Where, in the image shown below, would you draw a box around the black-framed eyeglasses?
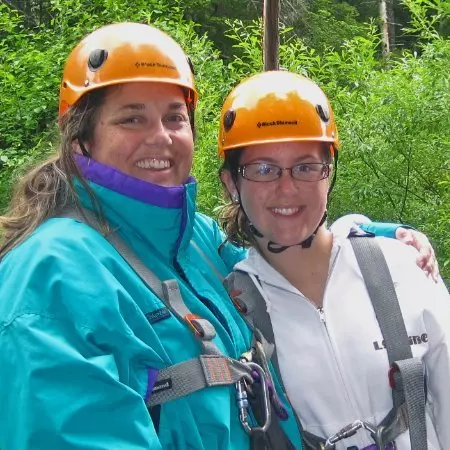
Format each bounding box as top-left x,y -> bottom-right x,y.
238,162 -> 331,182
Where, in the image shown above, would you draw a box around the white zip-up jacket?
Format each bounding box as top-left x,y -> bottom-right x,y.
234,218 -> 450,450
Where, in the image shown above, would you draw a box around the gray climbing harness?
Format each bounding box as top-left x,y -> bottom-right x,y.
59,207 -> 292,448
224,235 -> 427,450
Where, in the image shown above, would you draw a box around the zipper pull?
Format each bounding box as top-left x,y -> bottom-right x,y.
318,307 -> 326,324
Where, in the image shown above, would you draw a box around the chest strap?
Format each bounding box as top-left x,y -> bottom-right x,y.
225,236 -> 427,450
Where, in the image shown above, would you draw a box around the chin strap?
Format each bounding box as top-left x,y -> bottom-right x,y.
235,149 -> 336,254
265,211 -> 328,254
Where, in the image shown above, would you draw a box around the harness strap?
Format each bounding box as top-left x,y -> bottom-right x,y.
225,273 -> 279,372
60,207 -> 165,297
60,208 -> 217,341
162,279 -> 217,342
58,208 -> 244,399
350,237 -> 426,450
147,354 -> 254,407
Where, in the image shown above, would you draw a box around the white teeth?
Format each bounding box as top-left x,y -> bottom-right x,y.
272,207 -> 299,216
135,159 -> 171,170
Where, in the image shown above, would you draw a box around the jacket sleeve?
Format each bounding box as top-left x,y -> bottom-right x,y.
423,279 -> 450,448
0,241 -> 161,449
359,222 -> 410,239
330,213 -> 406,238
0,315 -> 160,450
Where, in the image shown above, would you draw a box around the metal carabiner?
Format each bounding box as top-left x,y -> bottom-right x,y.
235,360 -> 272,435
324,420 -> 378,450
373,425 -> 386,450
236,353 -> 255,434
236,378 -> 252,434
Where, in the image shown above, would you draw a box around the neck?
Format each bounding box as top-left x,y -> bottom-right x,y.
257,226 -> 333,307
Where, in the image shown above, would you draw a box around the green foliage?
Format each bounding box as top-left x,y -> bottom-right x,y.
287,0 -> 369,52
331,37 -> 450,279
1,0 -> 449,281
180,0 -> 260,59
402,0 -> 450,40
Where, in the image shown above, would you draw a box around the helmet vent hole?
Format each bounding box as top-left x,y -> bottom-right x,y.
316,104 -> 330,123
223,109 -> 236,132
186,56 -> 195,75
88,49 -> 108,72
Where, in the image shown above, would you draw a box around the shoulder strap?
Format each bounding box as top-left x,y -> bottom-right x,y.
350,236 -> 427,450
225,271 -> 325,450
60,207 -> 165,298
224,272 -> 280,379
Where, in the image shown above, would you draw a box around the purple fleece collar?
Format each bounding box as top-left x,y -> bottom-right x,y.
75,154 -> 196,208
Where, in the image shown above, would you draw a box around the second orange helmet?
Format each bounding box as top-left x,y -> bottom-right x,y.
218,71 -> 339,158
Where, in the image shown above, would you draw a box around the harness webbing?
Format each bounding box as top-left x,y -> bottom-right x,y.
148,354 -> 253,406
350,237 -> 426,450
225,235 -> 427,450
59,208 -> 253,396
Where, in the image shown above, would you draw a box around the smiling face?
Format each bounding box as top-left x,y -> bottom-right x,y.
80,82 -> 194,186
223,141 -> 330,247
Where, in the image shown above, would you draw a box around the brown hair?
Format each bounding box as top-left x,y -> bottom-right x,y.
0,89 -> 109,258
218,148 -> 256,248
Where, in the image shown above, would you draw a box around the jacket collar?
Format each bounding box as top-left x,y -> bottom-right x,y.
75,154 -> 197,262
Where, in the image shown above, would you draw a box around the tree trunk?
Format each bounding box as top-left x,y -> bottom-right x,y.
379,0 -> 390,56
386,0 -> 395,51
263,0 -> 280,71
379,0 -> 395,56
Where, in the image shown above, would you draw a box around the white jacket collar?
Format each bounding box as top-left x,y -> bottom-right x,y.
234,214 -> 370,288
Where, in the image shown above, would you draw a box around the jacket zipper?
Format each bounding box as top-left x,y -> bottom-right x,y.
316,246 -> 367,448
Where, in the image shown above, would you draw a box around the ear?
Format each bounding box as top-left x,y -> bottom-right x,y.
220,169 -> 239,200
72,139 -> 82,154
72,138 -> 92,157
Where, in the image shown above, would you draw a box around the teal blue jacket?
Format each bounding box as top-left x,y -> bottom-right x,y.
0,157 -> 303,449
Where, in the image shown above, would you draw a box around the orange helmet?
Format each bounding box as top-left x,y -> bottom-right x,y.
218,71 -> 339,158
59,22 -> 198,117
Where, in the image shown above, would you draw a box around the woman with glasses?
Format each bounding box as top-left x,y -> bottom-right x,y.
218,70 -> 450,450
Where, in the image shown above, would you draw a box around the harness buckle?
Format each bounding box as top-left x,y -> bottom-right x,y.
230,290 -> 248,314
184,314 -> 205,338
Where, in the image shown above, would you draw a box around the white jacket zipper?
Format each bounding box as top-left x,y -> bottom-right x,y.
316,246 -> 367,448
